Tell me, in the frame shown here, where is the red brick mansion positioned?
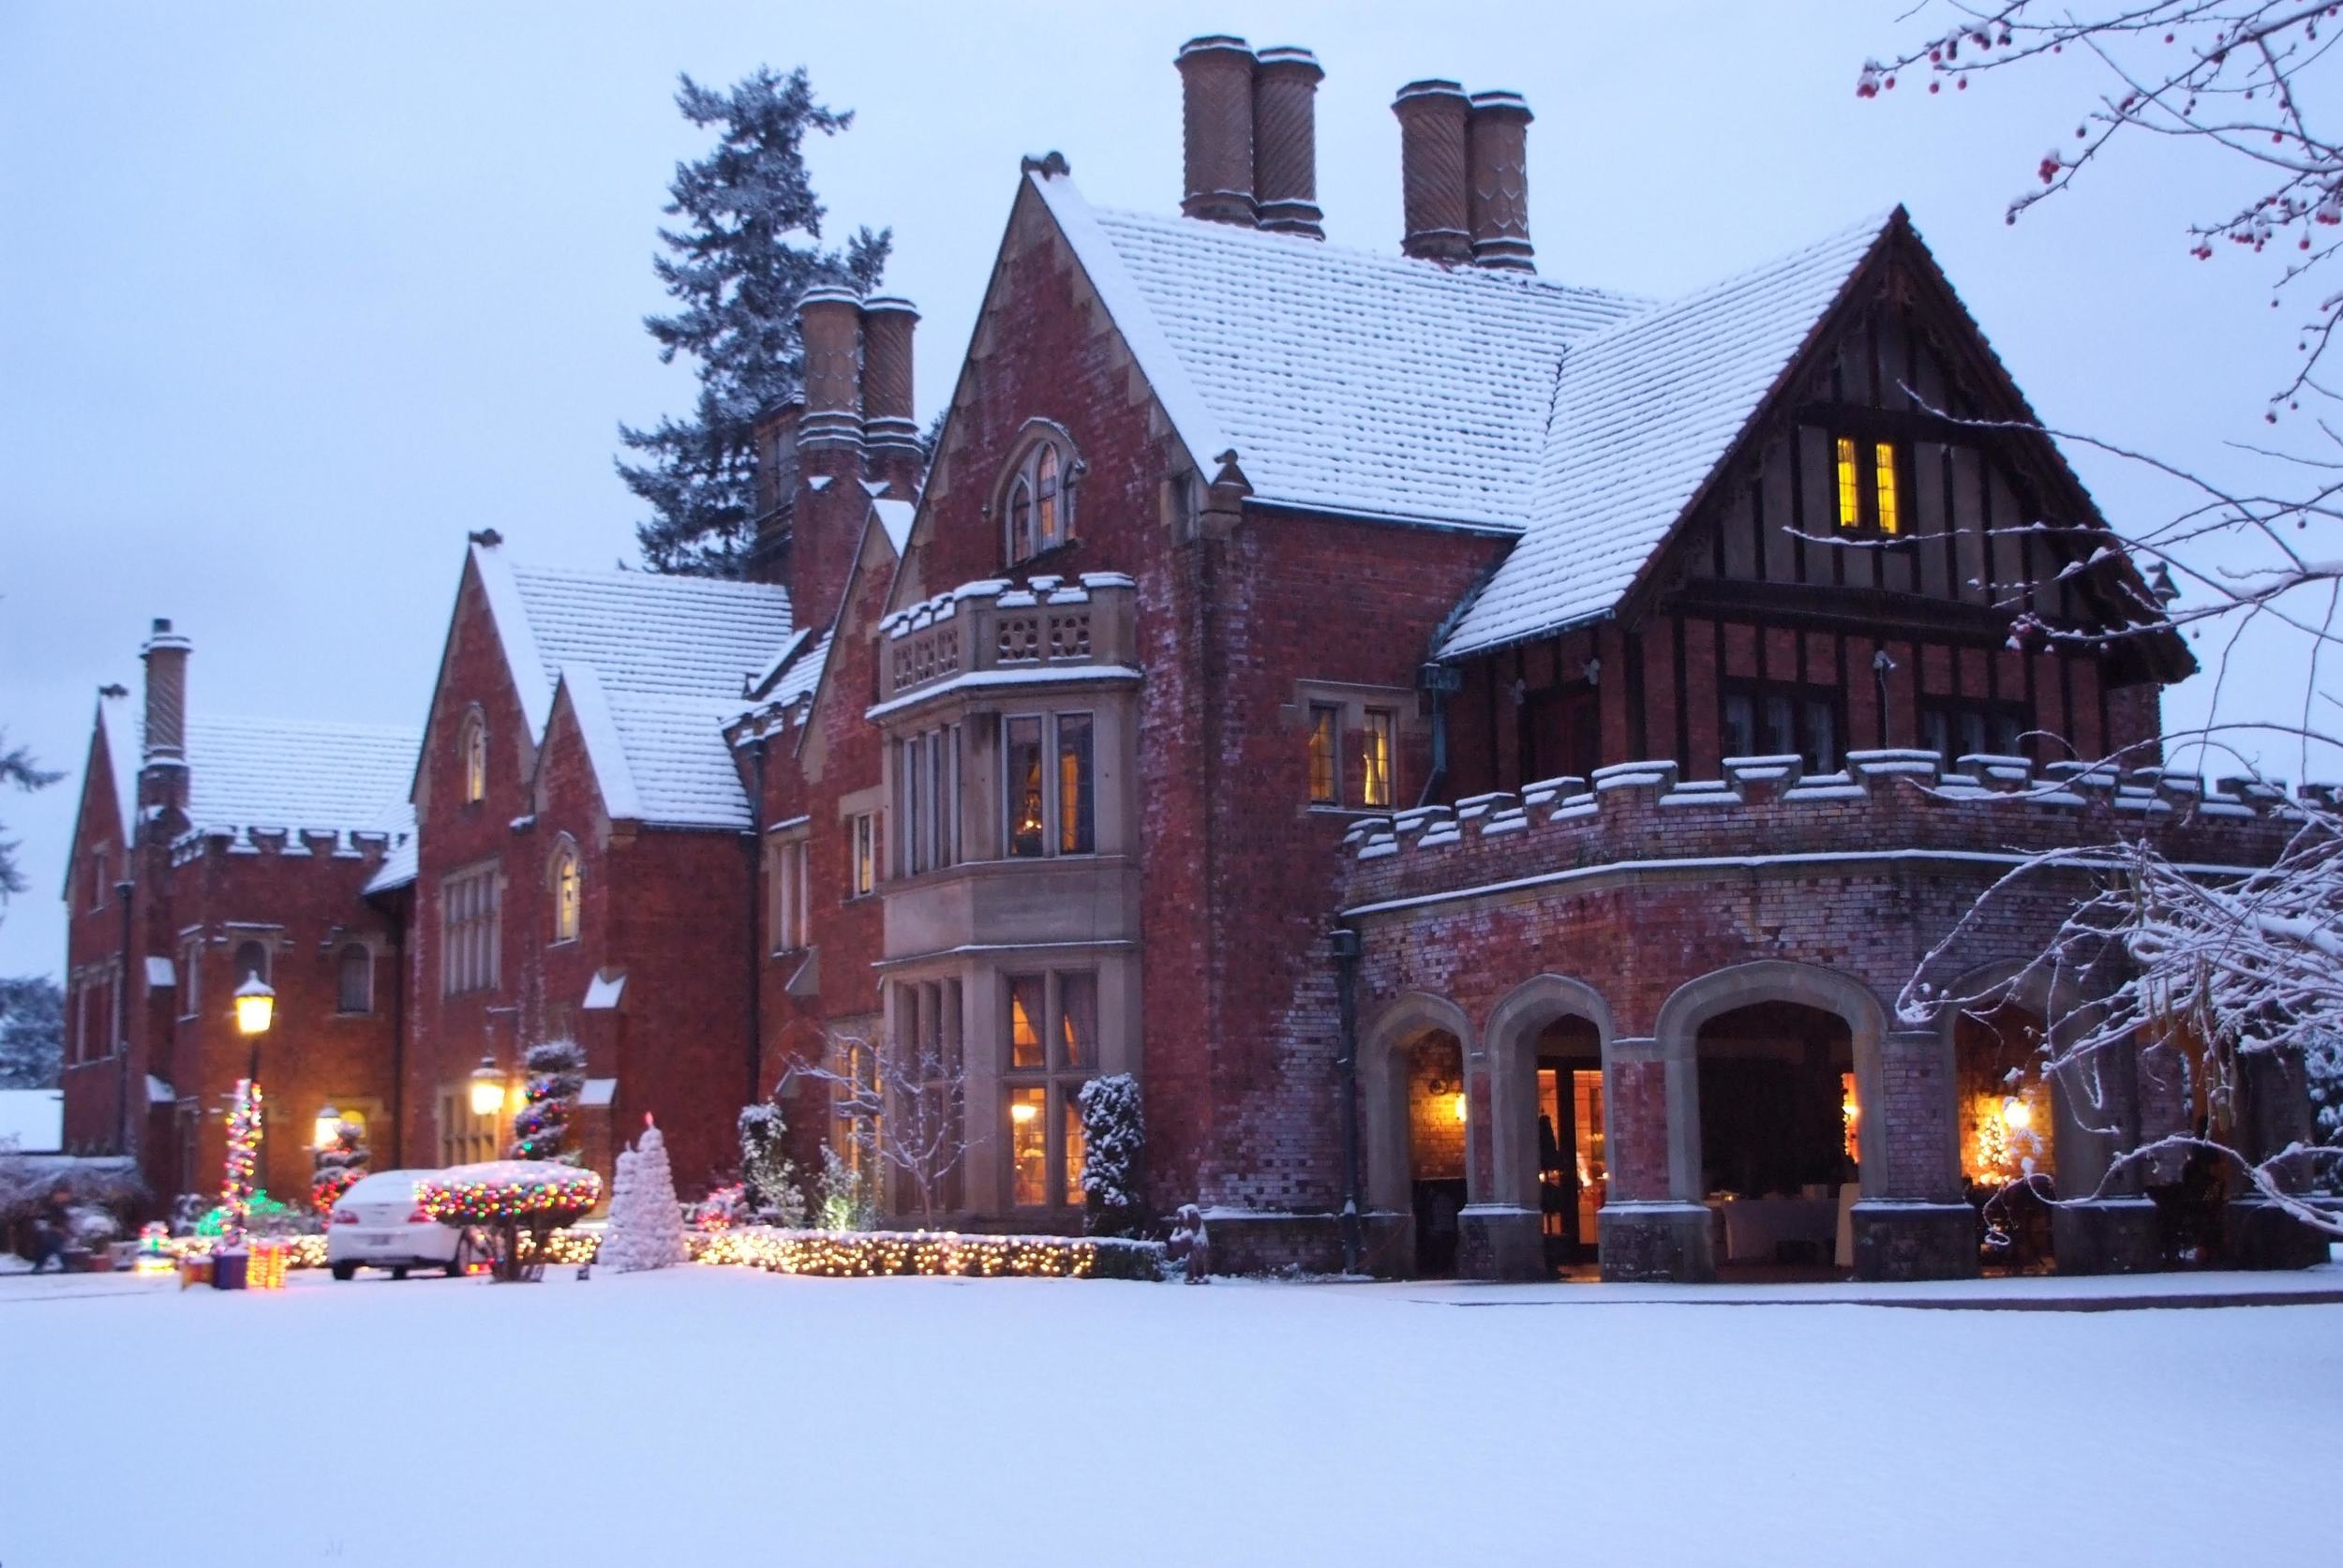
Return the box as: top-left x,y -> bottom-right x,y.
59,36 -> 2326,1280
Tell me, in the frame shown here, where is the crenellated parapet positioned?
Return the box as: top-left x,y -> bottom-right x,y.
1341,749 -> 2313,910
873,571 -> 1140,717
170,825 -> 406,870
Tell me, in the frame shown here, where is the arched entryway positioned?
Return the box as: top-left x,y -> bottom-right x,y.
1655,962 -> 1886,1278
1361,993 -> 1474,1277
1954,994 -> 2057,1271
1482,976 -> 1615,1277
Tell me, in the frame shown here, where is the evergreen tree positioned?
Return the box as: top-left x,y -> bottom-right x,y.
0,732 -> 62,916
1077,1075 -> 1144,1237
619,67 -> 891,577
309,1117 -> 371,1214
737,1098 -> 807,1226
509,1040 -> 586,1164
0,976 -> 64,1089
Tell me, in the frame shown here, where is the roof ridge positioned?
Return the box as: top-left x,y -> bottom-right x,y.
503,559 -> 791,598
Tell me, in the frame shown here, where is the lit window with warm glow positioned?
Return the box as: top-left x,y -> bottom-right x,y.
1306,703 -> 1339,804
851,813 -> 875,897
551,843 -> 581,943
1006,711 -> 1095,859
1836,436 -> 1860,529
1009,1086 -> 1048,1206
460,710 -> 488,804
1002,968 -> 1102,1210
1002,433 -> 1078,566
1007,716 -> 1045,858
1362,709 -> 1395,809
1007,975 -> 1045,1070
1056,713 -> 1094,854
1873,441 -> 1901,535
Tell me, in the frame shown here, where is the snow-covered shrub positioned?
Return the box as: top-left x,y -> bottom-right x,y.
815,1144 -> 873,1232
1077,1074 -> 1144,1237
737,1100 -> 807,1225
508,1039 -> 586,1164
310,1118 -> 370,1214
602,1120 -> 690,1273
697,1225 -> 1166,1280
419,1160 -> 602,1283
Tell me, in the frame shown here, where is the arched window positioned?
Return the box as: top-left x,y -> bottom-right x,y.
336,943 -> 373,1014
232,939 -> 269,987
550,841 -> 581,944
460,709 -> 488,804
1001,428 -> 1078,565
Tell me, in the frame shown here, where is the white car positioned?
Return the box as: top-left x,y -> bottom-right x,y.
326,1170 -> 472,1280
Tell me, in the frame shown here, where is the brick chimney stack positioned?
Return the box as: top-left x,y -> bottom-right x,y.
747,398 -> 801,585
1392,80 -> 1472,263
1176,35 -> 1258,226
139,617 -> 191,823
791,286 -> 868,633
1251,47 -> 1323,238
858,295 -> 922,499
1466,91 -> 1535,271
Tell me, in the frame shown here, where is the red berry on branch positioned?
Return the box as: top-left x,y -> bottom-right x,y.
1958,78 -> 1967,90
1930,81 -> 1940,94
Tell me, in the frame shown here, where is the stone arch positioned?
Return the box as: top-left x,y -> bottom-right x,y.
1654,960 -> 1888,1202
1480,975 -> 1615,1211
1359,992 -> 1473,1217
1937,958 -> 2112,1195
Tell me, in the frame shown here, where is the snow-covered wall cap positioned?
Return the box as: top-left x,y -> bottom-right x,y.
558,663 -> 643,822
880,573 -> 1130,639
1351,751 -> 2329,863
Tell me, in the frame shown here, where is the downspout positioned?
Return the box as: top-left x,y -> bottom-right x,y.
388,903 -> 407,1166
113,877 -> 134,1157
746,735 -> 769,1110
1330,922 -> 1364,1274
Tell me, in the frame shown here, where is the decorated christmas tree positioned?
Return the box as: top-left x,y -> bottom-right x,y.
508,1039 -> 586,1164
602,1115 -> 689,1272
737,1099 -> 807,1226
310,1117 -> 371,1214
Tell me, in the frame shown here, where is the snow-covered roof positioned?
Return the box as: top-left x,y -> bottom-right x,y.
873,498 -> 917,557
364,822 -> 419,895
471,544 -> 794,829
1444,212 -> 1892,655
1035,171 -> 1902,659
94,690 -> 142,844
184,716 -> 418,841
1045,173 -> 1643,530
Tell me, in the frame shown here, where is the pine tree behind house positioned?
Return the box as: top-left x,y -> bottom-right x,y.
619,67 -> 891,577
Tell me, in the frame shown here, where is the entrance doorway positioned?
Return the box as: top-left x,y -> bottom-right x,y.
1532,1016 -> 1605,1270
1405,1031 -> 1468,1277
1696,1000 -> 1856,1274
1955,1000 -> 2057,1272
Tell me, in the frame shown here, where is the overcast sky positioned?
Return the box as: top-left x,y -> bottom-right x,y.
0,1 -> 2322,980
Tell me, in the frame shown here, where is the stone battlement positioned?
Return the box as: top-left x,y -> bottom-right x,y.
169,826 -> 403,868
874,571 -> 1140,709
1341,749 -> 2316,910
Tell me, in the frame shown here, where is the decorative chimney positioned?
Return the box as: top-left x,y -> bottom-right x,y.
1467,91 -> 1534,270
859,295 -> 922,498
747,398 -> 801,585
1392,80 -> 1472,262
140,618 -> 189,764
1176,35 -> 1258,226
797,286 -> 864,449
1251,47 -> 1323,238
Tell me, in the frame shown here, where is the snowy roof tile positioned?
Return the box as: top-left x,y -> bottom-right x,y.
364,828 -> 419,896
475,546 -> 793,830
184,717 -> 418,840
1055,176 -> 1644,530
1443,212 -> 1892,656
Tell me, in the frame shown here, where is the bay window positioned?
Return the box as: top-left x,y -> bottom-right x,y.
895,724 -> 963,877
1005,710 -> 1095,859
1003,969 -> 1097,1211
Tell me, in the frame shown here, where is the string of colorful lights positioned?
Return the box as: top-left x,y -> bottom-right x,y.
692,1226 -> 1165,1280
217,1079 -> 263,1243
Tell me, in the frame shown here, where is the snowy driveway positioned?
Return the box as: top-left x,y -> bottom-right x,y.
4,1264 -> 2337,1567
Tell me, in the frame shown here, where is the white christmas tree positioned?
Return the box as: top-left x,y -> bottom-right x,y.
602,1115 -> 689,1273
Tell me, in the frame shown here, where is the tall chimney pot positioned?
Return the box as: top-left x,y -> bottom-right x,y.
1393,80 -> 1472,262
797,287 -> 864,449
140,618 -> 190,766
858,296 -> 920,455
1467,90 -> 1535,271
1251,47 -> 1323,238
1176,35 -> 1258,226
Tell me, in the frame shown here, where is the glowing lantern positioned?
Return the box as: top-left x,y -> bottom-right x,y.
1451,1091 -> 1469,1125
469,1056 -> 506,1118
233,974 -> 276,1037
1009,1099 -> 1039,1125
2001,1097 -> 2032,1131
313,1106 -> 343,1149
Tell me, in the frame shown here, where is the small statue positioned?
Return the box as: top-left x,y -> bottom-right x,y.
1165,1203 -> 1211,1284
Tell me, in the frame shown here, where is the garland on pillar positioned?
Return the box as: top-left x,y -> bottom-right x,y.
219,1079 -> 264,1243
508,1039 -> 586,1164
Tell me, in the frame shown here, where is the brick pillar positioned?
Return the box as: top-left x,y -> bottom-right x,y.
1175,35 -> 1257,226
1393,80 -> 1471,263
1465,90 -> 1534,271
1251,47 -> 1323,238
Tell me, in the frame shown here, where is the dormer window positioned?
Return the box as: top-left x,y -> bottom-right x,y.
1834,436 -> 1903,535
1002,427 -> 1079,565
460,709 -> 488,804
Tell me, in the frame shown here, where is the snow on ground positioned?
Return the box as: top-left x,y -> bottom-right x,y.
4,1265 -> 2339,1568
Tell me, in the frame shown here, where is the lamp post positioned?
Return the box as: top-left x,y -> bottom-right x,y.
470,1055 -> 507,1121
226,975 -> 276,1235
313,1105 -> 344,1152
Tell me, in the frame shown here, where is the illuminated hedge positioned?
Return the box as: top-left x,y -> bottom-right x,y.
417,1161 -> 602,1227
693,1226 -> 1165,1281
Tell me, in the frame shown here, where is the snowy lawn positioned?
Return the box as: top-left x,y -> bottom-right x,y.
5,1265 -> 2339,1568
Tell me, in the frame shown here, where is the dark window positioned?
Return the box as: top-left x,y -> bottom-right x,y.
1724,682 -> 1841,775
336,944 -> 373,1014
232,939 -> 270,986
1920,702 -> 2028,769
